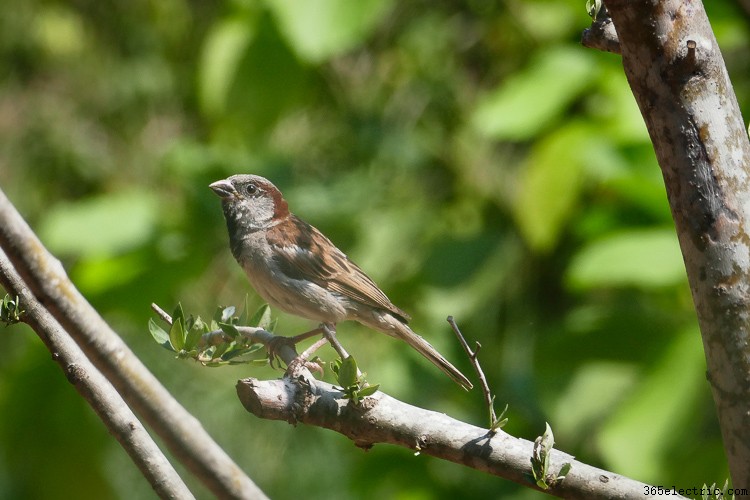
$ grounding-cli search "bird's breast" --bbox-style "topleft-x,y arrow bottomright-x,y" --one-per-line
234,233 -> 348,323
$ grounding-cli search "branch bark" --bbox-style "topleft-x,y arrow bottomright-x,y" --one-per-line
594,0 -> 750,489
147,304 -> 676,498
0,188 -> 268,500
581,4 -> 620,54
0,250 -> 194,499
236,376 -> 681,500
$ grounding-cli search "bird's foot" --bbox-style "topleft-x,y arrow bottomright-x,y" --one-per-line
285,336 -> 328,378
265,326 -> 325,367
265,335 -> 297,369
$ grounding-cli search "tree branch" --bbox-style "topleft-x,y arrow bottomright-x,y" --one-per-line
0,250 -> 194,499
593,0 -> 750,487
199,313 -> 677,498
0,188 -> 268,500
153,297 -> 676,497
236,376 -> 680,500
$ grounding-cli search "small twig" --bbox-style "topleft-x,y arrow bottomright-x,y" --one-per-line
151,302 -> 301,366
151,302 -> 173,325
151,301 -> 323,385
447,316 -> 501,431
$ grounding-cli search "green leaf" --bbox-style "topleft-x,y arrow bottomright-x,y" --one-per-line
586,0 -> 603,19
265,0 -> 394,63
211,342 -> 230,360
532,422 -> 555,489
557,462 -> 572,481
472,47 -> 596,141
218,322 -> 240,338
248,304 -> 273,330
172,303 -> 186,328
169,318 -> 185,351
491,403 -> 510,431
1,294 -> 24,325
37,190 -> 159,257
184,320 -> 204,351
212,306 -> 225,326
357,384 -> 379,398
540,422 -> 554,456
184,314 -> 195,331
238,294 -> 251,324
221,347 -> 253,361
566,228 -> 686,289
148,318 -> 173,351
220,306 -> 236,323
336,356 -> 358,388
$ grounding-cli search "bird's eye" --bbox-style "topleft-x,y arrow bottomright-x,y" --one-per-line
245,184 -> 258,195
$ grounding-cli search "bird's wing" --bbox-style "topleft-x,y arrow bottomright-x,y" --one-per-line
266,215 -> 411,322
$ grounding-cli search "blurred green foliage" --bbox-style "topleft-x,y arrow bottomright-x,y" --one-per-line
0,0 -> 745,498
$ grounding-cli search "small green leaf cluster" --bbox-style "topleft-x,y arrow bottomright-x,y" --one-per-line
330,356 -> 379,405
1,294 -> 24,326
586,0 -> 603,19
148,299 -> 273,367
531,423 -> 571,490
490,401 -> 509,433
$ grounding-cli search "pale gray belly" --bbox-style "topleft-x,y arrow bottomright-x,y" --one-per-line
241,260 -> 348,324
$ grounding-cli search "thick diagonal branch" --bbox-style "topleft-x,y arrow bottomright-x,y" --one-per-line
0,188 -> 267,500
600,0 -> 750,487
0,250 -> 194,499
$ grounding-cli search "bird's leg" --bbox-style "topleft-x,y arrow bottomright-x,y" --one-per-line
288,325 -> 326,344
321,323 -> 369,384
321,323 -> 350,359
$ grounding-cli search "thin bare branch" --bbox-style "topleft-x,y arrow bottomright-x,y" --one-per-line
151,303 -> 323,379
447,316 -> 499,429
0,250 -> 194,500
0,188 -> 268,500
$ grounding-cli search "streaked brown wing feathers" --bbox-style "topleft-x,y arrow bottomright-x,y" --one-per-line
267,216 -> 411,322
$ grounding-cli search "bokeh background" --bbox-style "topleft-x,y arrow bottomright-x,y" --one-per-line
0,0 -> 745,498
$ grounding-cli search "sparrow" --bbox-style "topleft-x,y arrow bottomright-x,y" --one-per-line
209,174 -> 473,390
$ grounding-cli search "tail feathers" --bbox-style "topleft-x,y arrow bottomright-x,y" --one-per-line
387,316 -> 473,390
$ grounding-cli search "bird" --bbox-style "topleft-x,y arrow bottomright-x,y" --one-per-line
209,174 -> 473,390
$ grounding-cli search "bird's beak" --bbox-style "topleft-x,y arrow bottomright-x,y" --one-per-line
209,179 -> 236,198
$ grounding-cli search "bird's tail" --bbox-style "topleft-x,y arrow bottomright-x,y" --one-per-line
370,313 -> 473,390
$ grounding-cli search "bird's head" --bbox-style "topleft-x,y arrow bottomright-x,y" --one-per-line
209,174 -> 290,231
